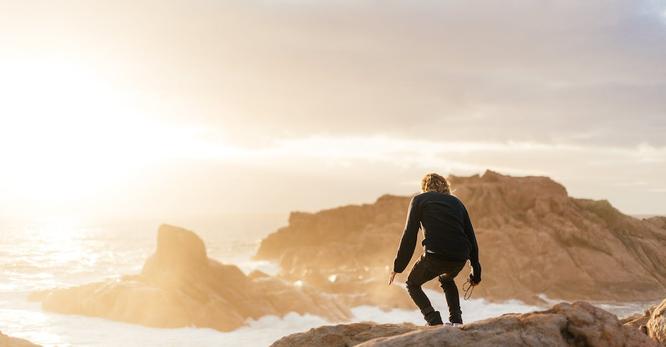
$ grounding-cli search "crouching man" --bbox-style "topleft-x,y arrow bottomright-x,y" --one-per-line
389,173 -> 481,326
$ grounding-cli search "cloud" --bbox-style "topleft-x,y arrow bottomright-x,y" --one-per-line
1,0 -> 665,216
4,0 -> 665,147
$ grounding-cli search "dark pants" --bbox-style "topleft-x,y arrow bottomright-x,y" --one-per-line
405,253 -> 466,324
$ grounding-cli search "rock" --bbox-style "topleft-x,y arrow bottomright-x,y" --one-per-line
30,224 -> 351,332
270,322 -> 422,347
623,304 -> 657,336
645,216 -> 666,230
646,299 -> 666,344
623,299 -> 666,345
141,225 -> 208,283
255,171 -> 666,307
0,331 -> 40,347
274,302 -> 661,347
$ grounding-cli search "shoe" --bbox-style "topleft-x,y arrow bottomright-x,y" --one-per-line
424,311 -> 443,326
445,322 -> 463,328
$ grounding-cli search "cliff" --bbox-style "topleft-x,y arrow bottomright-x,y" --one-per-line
255,170 -> 666,306
29,225 -> 351,331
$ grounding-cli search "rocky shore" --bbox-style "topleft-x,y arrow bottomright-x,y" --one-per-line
272,298 -> 666,347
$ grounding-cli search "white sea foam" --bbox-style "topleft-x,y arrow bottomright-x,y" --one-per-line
0,300 -> 327,347
0,296 -> 543,347
349,289 -> 542,326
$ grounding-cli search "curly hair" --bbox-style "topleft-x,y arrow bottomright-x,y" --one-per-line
421,173 -> 451,194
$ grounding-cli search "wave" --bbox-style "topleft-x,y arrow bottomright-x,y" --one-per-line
0,292 -> 543,347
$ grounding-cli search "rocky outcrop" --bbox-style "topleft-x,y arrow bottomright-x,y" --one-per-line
0,331 -> 40,347
273,301 -> 660,347
255,170 -> 666,306
30,225 -> 351,332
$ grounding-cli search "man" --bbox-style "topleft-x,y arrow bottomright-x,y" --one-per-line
389,173 -> 481,326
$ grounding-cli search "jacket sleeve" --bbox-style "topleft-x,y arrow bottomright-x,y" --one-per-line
393,196 -> 422,273
463,205 -> 481,278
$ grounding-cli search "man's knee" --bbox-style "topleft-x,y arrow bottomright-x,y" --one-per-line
405,280 -> 420,292
438,275 -> 454,287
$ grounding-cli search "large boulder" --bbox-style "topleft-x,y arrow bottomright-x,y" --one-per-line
255,170 -> 666,307
30,224 -> 351,331
0,331 -> 40,347
274,302 -> 661,347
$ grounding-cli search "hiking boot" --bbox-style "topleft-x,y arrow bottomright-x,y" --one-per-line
449,315 -> 463,325
445,322 -> 464,328
424,311 -> 443,326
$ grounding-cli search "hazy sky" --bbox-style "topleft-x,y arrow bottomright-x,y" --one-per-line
1,0 -> 665,222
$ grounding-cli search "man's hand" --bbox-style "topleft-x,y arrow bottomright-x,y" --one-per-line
388,271 -> 397,286
469,262 -> 482,286
468,272 -> 480,286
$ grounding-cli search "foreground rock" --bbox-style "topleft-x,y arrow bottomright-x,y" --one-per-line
271,323 -> 422,347
624,298 -> 666,345
0,331 -> 40,347
30,225 -> 351,331
274,301 -> 660,347
647,299 -> 666,344
256,170 -> 666,307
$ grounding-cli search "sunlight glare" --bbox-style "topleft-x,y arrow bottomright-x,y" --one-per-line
0,58 -> 222,211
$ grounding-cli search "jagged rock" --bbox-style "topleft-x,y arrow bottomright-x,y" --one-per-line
646,299 -> 666,344
255,171 -> 666,306
625,299 -> 666,345
270,322 -> 422,347
30,224 -> 351,331
141,225 -> 208,283
274,302 -> 660,347
623,303 -> 657,336
0,331 -> 40,347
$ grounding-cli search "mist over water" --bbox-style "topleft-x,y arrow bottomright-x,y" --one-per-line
0,216 -> 650,346
0,215 -> 283,293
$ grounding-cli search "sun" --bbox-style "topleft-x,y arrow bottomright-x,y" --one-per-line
0,57 -> 164,214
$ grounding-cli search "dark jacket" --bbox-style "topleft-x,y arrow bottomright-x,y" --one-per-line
393,191 -> 480,276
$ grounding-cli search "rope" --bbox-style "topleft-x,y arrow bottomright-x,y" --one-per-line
462,278 -> 475,300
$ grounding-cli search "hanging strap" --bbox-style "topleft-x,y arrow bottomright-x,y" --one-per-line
462,278 -> 475,300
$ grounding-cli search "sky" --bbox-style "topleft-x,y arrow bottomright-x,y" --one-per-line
0,0 -> 665,223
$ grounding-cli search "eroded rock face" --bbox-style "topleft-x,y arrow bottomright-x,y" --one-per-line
274,302 -> 661,347
30,225 -> 351,332
255,170 -> 666,306
0,331 -> 40,347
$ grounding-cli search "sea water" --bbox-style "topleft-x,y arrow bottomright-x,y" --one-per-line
0,216 -> 648,346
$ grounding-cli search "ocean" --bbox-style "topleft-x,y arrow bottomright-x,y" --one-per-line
0,215 -> 648,346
